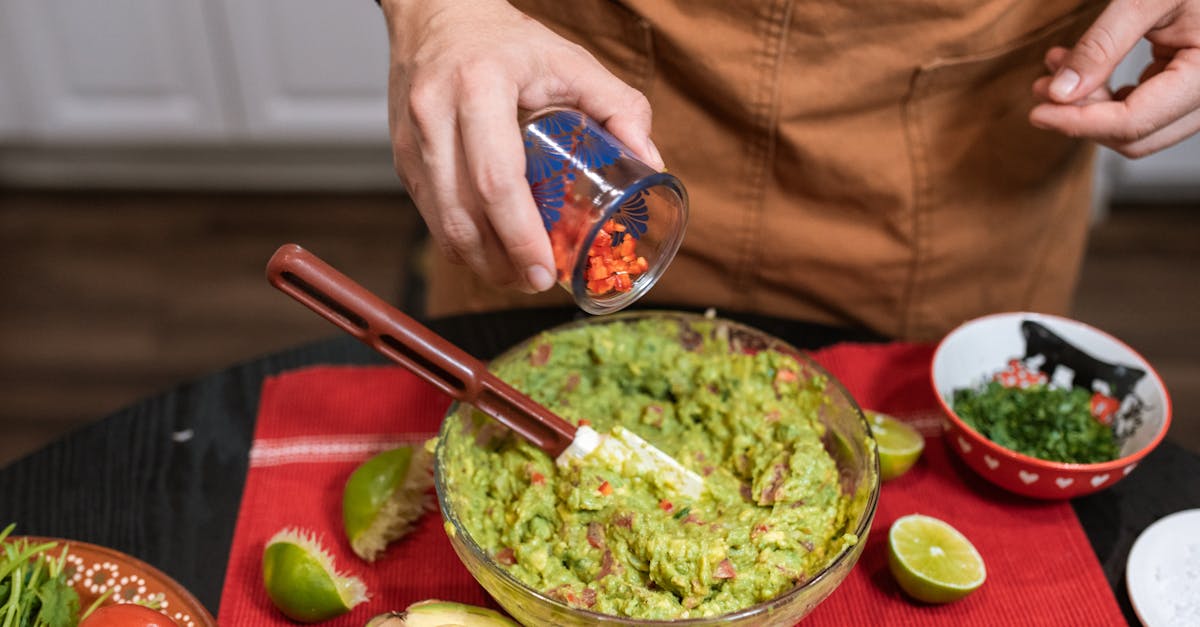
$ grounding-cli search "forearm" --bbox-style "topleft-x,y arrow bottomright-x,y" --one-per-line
379,0 -> 513,59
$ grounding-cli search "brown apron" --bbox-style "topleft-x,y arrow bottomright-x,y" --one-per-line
424,0 -> 1104,340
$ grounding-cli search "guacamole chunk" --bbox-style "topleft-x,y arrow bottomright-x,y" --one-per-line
441,317 -> 856,620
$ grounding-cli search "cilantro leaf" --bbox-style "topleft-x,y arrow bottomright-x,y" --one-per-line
952,382 -> 1119,463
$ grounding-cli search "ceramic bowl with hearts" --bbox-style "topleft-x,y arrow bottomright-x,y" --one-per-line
930,312 -> 1171,499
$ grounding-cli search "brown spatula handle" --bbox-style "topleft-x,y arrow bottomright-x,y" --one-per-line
266,243 -> 576,456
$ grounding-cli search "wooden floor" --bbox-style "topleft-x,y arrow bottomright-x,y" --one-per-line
0,190 -> 1196,466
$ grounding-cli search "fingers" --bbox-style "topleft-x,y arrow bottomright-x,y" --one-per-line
1114,104 -> 1200,157
1032,74 -> 1112,105
1044,46 -> 1069,72
548,52 -> 663,170
398,74 -> 525,290
383,0 -> 662,295
458,76 -> 556,292
1048,0 -> 1162,102
1031,49 -> 1200,144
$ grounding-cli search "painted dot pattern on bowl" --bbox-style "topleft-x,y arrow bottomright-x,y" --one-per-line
18,537 -> 215,627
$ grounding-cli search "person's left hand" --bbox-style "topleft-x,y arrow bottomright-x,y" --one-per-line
1030,0 -> 1200,158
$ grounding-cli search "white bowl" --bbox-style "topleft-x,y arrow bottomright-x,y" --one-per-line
930,312 -> 1171,499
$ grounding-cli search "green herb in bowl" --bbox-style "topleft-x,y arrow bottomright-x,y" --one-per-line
1,523 -> 114,627
951,382 -> 1119,464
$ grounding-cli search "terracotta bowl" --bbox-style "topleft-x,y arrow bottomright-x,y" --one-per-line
930,312 -> 1171,499
15,536 -> 216,627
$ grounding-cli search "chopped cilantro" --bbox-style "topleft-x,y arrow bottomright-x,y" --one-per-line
952,382 -> 1119,464
0,523 -> 92,627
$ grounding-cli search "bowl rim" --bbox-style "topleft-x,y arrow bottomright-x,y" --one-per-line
930,311 -> 1173,472
434,309 -> 881,624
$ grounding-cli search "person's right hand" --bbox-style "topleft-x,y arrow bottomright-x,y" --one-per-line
380,0 -> 663,294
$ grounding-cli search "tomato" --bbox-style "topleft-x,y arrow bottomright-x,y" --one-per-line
79,604 -> 179,627
582,220 -> 649,296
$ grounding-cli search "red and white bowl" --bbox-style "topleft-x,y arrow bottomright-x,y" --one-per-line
931,312 -> 1171,499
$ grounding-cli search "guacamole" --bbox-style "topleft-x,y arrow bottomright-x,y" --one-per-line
441,317 -> 857,620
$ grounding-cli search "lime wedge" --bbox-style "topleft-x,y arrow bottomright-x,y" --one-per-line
888,514 -> 986,604
867,410 -> 925,481
343,442 -> 434,561
262,528 -> 368,622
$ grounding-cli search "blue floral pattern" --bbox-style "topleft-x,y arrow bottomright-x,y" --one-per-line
530,175 -> 565,232
611,189 -> 650,246
524,133 -> 567,184
523,110 -> 631,234
574,126 -> 622,171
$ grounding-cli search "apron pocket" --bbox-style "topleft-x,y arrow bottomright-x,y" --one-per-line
900,2 -> 1103,338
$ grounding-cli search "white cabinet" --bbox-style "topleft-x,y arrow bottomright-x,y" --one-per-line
218,0 -> 391,142
0,0 -> 389,144
1114,142 -> 1200,195
0,2 -> 1194,192
0,23 -> 25,140
0,0 -> 229,142
1101,41 -> 1200,201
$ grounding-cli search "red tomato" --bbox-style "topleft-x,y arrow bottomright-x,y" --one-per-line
79,604 -> 179,627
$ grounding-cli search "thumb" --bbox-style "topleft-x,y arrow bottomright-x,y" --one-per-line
1051,1 -> 1155,102
549,56 -> 662,170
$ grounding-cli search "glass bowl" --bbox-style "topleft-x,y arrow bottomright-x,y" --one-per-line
434,311 -> 880,626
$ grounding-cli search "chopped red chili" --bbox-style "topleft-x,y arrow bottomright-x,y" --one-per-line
584,220 -> 649,296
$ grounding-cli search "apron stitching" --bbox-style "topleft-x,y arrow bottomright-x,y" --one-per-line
900,69 -> 933,339
733,0 -> 793,304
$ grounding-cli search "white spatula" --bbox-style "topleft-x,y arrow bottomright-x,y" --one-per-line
266,244 -> 703,500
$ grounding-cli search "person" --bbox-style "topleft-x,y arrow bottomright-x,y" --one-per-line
377,0 -> 1200,340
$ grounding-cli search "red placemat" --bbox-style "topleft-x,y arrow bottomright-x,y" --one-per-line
218,343 -> 1124,626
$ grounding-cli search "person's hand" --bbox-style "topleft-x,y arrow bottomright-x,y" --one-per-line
380,0 -> 663,293
1029,0 -> 1200,158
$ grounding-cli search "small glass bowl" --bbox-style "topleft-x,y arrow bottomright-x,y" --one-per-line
434,311 -> 880,626
522,108 -> 688,315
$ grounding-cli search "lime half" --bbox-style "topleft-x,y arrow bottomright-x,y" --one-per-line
867,410 -> 925,481
888,514 -> 986,604
344,442 -> 434,562
262,527 -> 368,622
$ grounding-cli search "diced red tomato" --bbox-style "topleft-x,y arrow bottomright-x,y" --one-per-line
496,547 -> 516,565
586,522 -> 605,549
1091,392 -> 1120,425
715,559 -> 737,579
582,220 -> 649,296
530,471 -> 545,486
658,499 -> 674,512
597,480 -> 613,496
79,605 -> 178,627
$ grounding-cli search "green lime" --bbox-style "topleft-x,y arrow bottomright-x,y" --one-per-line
867,410 -> 925,481
365,600 -> 520,626
887,514 -> 986,604
343,442 -> 434,562
262,528 -> 368,622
